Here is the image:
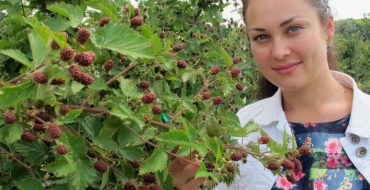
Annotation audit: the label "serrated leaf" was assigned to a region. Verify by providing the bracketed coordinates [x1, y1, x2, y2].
[5, 123, 23, 143]
[119, 146, 146, 161]
[36, 84, 57, 105]
[44, 17, 71, 32]
[118, 78, 140, 98]
[59, 134, 86, 160]
[181, 68, 198, 83]
[85, 0, 118, 21]
[139, 146, 168, 175]
[71, 81, 84, 94]
[0, 49, 32, 68]
[29, 30, 51, 66]
[195, 163, 210, 178]
[242, 121, 260, 134]
[158, 130, 193, 147]
[59, 108, 83, 124]
[182, 99, 197, 113]
[110, 104, 132, 120]
[0, 82, 36, 109]
[47, 2, 83, 28]
[15, 177, 43, 190]
[117, 125, 141, 147]
[42, 157, 76, 177]
[13, 141, 49, 165]
[218, 47, 233, 67]
[96, 118, 120, 150]
[90, 23, 154, 59]
[70, 159, 97, 190]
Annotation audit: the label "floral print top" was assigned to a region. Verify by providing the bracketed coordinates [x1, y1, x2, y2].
[271, 114, 370, 190]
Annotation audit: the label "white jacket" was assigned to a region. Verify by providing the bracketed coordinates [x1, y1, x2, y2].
[215, 71, 370, 190]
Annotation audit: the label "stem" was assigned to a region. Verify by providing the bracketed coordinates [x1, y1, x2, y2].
[0, 147, 35, 177]
[193, 9, 202, 24]
[20, 0, 26, 17]
[6, 64, 45, 84]
[105, 63, 137, 85]
[122, 124, 200, 167]
[222, 144, 278, 159]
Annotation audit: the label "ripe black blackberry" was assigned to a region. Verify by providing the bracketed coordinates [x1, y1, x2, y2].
[74, 51, 96, 66]
[99, 17, 111, 27]
[230, 66, 241, 78]
[21, 129, 35, 142]
[141, 92, 157, 104]
[93, 161, 108, 173]
[4, 110, 16, 124]
[176, 60, 188, 68]
[56, 144, 68, 155]
[138, 81, 150, 90]
[230, 152, 243, 161]
[51, 78, 65, 85]
[142, 173, 156, 183]
[103, 59, 115, 72]
[213, 96, 223, 105]
[210, 66, 221, 75]
[77, 28, 90, 45]
[130, 16, 144, 27]
[151, 104, 162, 115]
[200, 91, 212, 100]
[33, 72, 48, 84]
[60, 48, 74, 61]
[48, 123, 61, 139]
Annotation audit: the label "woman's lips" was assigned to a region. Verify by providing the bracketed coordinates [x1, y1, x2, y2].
[272, 62, 301, 75]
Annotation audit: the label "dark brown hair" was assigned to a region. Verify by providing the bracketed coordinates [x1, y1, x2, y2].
[241, 0, 339, 99]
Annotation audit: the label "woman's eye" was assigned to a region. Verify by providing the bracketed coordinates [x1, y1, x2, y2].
[287, 25, 303, 33]
[253, 34, 269, 42]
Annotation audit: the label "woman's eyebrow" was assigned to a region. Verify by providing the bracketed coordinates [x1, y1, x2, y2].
[248, 16, 305, 32]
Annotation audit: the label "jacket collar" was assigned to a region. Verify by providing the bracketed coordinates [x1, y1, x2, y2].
[253, 71, 370, 138]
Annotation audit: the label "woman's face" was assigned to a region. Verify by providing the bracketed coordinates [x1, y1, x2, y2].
[246, 0, 335, 91]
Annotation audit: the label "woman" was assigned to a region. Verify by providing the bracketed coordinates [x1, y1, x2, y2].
[169, 0, 370, 189]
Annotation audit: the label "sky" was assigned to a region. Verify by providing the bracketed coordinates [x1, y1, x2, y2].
[222, 0, 370, 22]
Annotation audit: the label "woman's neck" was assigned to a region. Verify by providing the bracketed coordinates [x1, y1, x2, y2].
[282, 70, 353, 123]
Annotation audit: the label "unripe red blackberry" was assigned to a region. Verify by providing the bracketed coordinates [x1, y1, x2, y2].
[141, 92, 157, 104]
[232, 56, 241, 64]
[4, 110, 16, 124]
[230, 152, 243, 161]
[200, 91, 212, 100]
[298, 145, 311, 156]
[159, 31, 166, 39]
[285, 174, 297, 184]
[172, 43, 185, 52]
[79, 73, 94, 85]
[74, 51, 96, 66]
[292, 159, 302, 173]
[124, 182, 136, 190]
[48, 123, 61, 139]
[148, 184, 161, 190]
[225, 162, 237, 173]
[176, 60, 188, 69]
[138, 185, 149, 190]
[77, 28, 90, 45]
[56, 144, 68, 155]
[99, 16, 111, 27]
[69, 64, 82, 79]
[236, 83, 244, 91]
[230, 66, 241, 78]
[151, 104, 162, 114]
[130, 16, 144, 27]
[142, 173, 156, 183]
[210, 66, 221, 75]
[138, 80, 150, 90]
[129, 160, 141, 169]
[281, 159, 295, 170]
[103, 59, 115, 72]
[21, 129, 35, 142]
[213, 96, 223, 105]
[60, 48, 74, 61]
[266, 160, 280, 170]
[32, 123, 46, 132]
[51, 78, 65, 85]
[60, 105, 70, 116]
[258, 135, 270, 144]
[32, 72, 48, 84]
[93, 161, 108, 173]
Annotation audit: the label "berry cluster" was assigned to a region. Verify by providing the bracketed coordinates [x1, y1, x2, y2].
[141, 92, 157, 104]
[74, 51, 96, 66]
[68, 64, 94, 85]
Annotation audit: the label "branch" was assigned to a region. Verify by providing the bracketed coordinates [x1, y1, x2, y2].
[0, 146, 35, 177]
[105, 63, 137, 85]
[6, 64, 45, 84]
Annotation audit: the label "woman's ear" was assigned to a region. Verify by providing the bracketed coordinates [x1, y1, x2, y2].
[326, 16, 335, 43]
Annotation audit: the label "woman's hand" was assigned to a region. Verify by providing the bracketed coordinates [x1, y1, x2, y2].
[168, 152, 206, 190]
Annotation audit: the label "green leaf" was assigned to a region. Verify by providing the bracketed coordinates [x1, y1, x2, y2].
[85, 0, 119, 21]
[242, 121, 260, 134]
[59, 108, 83, 124]
[47, 2, 83, 28]
[71, 81, 85, 94]
[96, 118, 121, 150]
[110, 104, 132, 120]
[15, 177, 43, 190]
[139, 146, 168, 175]
[158, 130, 193, 147]
[13, 141, 49, 165]
[29, 30, 51, 66]
[36, 84, 57, 105]
[59, 134, 87, 159]
[5, 123, 23, 143]
[0, 82, 36, 109]
[44, 17, 71, 32]
[195, 163, 210, 178]
[118, 78, 140, 98]
[309, 167, 327, 180]
[70, 159, 97, 190]
[42, 157, 76, 177]
[0, 49, 32, 68]
[90, 23, 154, 59]
[119, 146, 146, 161]
[117, 126, 141, 147]
[218, 47, 233, 67]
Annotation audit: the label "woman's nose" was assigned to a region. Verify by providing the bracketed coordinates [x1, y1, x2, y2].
[271, 38, 291, 60]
